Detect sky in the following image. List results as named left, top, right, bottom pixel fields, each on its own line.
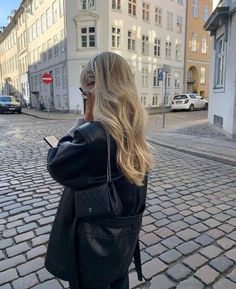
left=0, top=0, right=21, bottom=27
left=0, top=0, right=219, bottom=27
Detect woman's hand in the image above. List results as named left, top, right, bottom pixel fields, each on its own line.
left=84, top=92, right=95, bottom=121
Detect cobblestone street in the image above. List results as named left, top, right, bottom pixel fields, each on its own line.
left=0, top=113, right=236, bottom=289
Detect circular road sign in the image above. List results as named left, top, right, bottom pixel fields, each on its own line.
left=42, top=73, right=53, bottom=84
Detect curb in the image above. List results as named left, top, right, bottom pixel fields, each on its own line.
left=22, top=110, right=78, bottom=121
left=147, top=138, right=236, bottom=167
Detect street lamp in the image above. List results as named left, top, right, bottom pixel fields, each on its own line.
left=21, top=1, right=32, bottom=107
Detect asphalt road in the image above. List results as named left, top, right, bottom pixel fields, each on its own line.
left=0, top=113, right=235, bottom=289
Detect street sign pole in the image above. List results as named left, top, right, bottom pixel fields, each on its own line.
left=42, top=73, right=53, bottom=116
left=162, top=72, right=167, bottom=128
left=162, top=65, right=171, bottom=128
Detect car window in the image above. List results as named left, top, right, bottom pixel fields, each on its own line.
left=189, top=95, right=196, bottom=99
left=0, top=96, right=11, bottom=102
left=196, top=95, right=203, bottom=99
left=174, top=95, right=187, bottom=100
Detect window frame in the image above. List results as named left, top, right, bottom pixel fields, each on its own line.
left=80, top=26, right=96, bottom=48
left=128, top=0, right=136, bottom=16
left=112, top=26, right=121, bottom=49
left=215, top=36, right=225, bottom=88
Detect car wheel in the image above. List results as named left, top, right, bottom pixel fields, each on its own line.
left=203, top=103, right=208, bottom=110
left=189, top=104, right=194, bottom=111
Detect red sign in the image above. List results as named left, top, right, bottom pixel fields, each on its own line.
left=42, top=73, right=53, bottom=84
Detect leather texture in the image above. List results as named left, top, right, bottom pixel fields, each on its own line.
left=45, top=121, right=148, bottom=288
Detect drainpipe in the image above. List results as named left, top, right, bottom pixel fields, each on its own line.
left=183, top=0, right=188, bottom=93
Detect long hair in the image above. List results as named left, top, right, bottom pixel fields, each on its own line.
left=80, top=52, right=153, bottom=186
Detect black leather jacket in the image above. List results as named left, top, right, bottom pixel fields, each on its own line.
left=45, top=121, right=148, bottom=289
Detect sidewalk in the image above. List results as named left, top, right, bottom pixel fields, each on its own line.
left=22, top=107, right=80, bottom=120
left=147, top=132, right=236, bottom=167
left=22, top=108, right=236, bottom=166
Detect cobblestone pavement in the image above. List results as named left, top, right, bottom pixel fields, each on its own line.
left=0, top=114, right=236, bottom=289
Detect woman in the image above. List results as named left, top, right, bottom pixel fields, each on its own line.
left=45, top=52, right=153, bottom=289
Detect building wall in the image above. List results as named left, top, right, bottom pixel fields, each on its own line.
left=0, top=0, right=186, bottom=112
left=0, top=23, right=19, bottom=98
left=67, top=0, right=186, bottom=111
left=208, top=7, right=236, bottom=139
left=185, top=0, right=212, bottom=98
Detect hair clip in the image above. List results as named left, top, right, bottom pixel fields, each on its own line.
left=89, top=53, right=100, bottom=75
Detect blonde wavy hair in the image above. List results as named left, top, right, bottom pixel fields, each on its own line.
left=80, top=52, right=153, bottom=186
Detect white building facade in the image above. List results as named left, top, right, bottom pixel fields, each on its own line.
left=0, top=0, right=186, bottom=113
left=205, top=0, right=236, bottom=139
left=68, top=0, right=186, bottom=112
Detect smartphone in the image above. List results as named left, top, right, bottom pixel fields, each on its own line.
left=44, top=135, right=59, bottom=148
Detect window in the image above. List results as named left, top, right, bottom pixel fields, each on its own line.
left=177, top=16, right=183, bottom=33
left=167, top=12, right=173, bottom=30
left=41, top=13, right=46, bottom=33
left=128, top=0, right=136, bottom=16
left=35, top=74, right=39, bottom=91
left=128, top=30, right=136, bottom=51
left=55, top=67, right=61, bottom=88
left=175, top=72, right=180, bottom=88
left=112, top=0, right=121, bottom=10
left=201, top=35, right=207, bottom=54
left=167, top=74, right=171, bottom=88
left=142, top=35, right=149, bottom=55
left=216, top=37, right=225, bottom=87
left=37, top=46, right=42, bottom=63
left=59, top=0, right=64, bottom=16
left=154, top=38, right=161, bottom=57
left=60, top=29, right=66, bottom=52
left=62, top=65, right=67, bottom=88
left=81, top=0, right=95, bottom=9
left=46, top=7, right=52, bottom=28
left=155, top=7, right=162, bottom=26
left=81, top=27, right=96, bottom=48
left=193, top=0, right=198, bottom=17
left=36, top=19, right=41, bottom=37
left=54, top=35, right=59, bottom=56
left=165, top=41, right=172, bottom=59
left=191, top=32, right=197, bottom=52
left=141, top=95, right=147, bottom=106
left=32, top=23, right=36, bottom=40
left=112, top=26, right=121, bottom=48
left=142, top=2, right=150, bottom=22
left=142, top=68, right=148, bottom=87
left=175, top=43, right=181, bottom=61
left=47, top=39, right=53, bottom=59
left=153, top=69, right=160, bottom=87
left=152, top=95, right=158, bottom=106
left=203, top=5, right=208, bottom=22
left=52, top=1, right=59, bottom=23
left=42, top=43, right=47, bottom=62
left=200, top=67, right=206, bottom=84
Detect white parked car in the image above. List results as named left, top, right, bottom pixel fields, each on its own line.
left=171, top=94, right=208, bottom=111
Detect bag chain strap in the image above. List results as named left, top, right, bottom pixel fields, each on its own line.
left=104, top=128, right=112, bottom=183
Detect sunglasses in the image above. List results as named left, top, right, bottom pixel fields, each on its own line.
left=79, top=87, right=87, bottom=96
left=79, top=82, right=95, bottom=96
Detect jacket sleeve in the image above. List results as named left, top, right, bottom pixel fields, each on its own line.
left=47, top=129, right=91, bottom=189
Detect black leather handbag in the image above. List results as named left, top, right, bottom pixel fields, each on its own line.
left=75, top=128, right=123, bottom=218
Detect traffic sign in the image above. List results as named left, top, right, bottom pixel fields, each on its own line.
left=42, top=73, right=53, bottom=84
left=157, top=68, right=163, bottom=81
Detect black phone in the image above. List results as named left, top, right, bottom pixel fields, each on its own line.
left=44, top=136, right=59, bottom=148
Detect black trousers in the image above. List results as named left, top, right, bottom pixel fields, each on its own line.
left=80, top=271, right=129, bottom=289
